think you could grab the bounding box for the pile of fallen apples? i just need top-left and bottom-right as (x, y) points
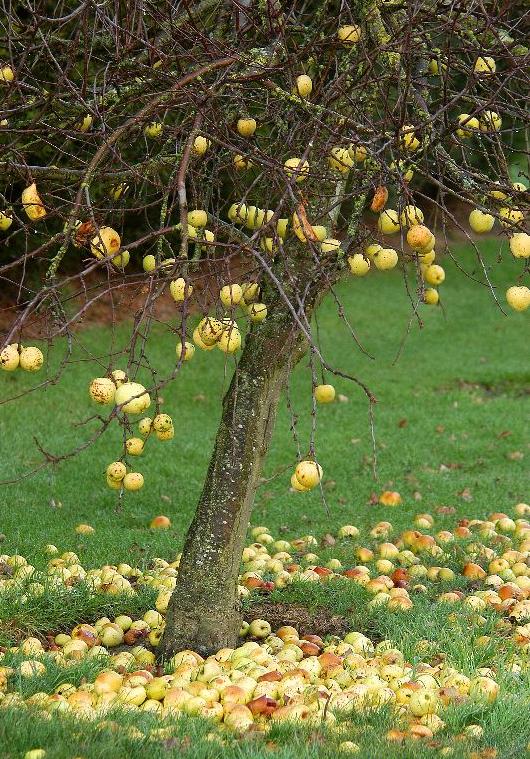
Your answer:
(1, 501), (529, 748)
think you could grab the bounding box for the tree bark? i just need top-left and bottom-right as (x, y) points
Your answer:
(160, 292), (311, 659)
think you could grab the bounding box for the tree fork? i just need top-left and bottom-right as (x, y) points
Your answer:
(160, 291), (312, 659)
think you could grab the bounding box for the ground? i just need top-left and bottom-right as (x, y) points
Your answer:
(0, 240), (528, 758)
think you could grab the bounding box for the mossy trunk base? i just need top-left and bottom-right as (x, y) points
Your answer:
(160, 295), (308, 658)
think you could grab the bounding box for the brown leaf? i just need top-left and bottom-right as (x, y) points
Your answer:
(398, 418), (408, 428)
(370, 185), (389, 212)
(368, 492), (379, 505)
(413, 491), (422, 501)
(337, 394), (349, 403)
(458, 487), (473, 502)
(507, 451), (524, 461)
(497, 430), (512, 439)
(160, 494), (171, 503)
(296, 203), (318, 241)
(435, 425), (445, 433)
(351, 437), (361, 445)
(436, 505), (456, 515)
(193, 393), (206, 402)
(321, 533), (336, 547)
(74, 220), (96, 247)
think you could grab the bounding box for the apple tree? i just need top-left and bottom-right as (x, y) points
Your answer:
(0, 0), (529, 657)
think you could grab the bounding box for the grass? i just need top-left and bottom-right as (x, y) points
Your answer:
(0, 239), (527, 565)
(0, 239), (529, 757)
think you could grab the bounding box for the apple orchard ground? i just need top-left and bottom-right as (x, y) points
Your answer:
(0, 240), (529, 758)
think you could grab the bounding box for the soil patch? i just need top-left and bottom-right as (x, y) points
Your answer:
(244, 602), (351, 638)
(439, 377), (530, 398)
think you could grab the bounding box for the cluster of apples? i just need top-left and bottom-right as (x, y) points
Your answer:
(0, 344), (44, 372)
(0, 620), (500, 743)
(2, 504), (530, 746)
(3, 502), (530, 648)
(237, 511), (530, 634)
(290, 460), (323, 493)
(171, 283), (266, 359)
(87, 370), (167, 492)
(428, 55), (502, 135)
(468, 183), (530, 312)
(328, 143), (368, 175)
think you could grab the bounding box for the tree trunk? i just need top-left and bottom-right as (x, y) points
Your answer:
(160, 293), (310, 659)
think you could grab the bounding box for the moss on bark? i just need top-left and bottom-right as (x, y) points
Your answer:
(160, 291), (311, 658)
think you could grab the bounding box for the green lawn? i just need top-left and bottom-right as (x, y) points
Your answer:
(0, 240), (527, 566)
(0, 239), (529, 759)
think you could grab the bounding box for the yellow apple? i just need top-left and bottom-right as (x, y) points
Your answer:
(320, 238), (341, 254)
(150, 515), (171, 529)
(295, 74), (313, 98)
(424, 288), (439, 305)
(373, 247), (398, 270)
(0, 65), (15, 83)
(187, 209), (207, 227)
(176, 341), (195, 361)
(349, 144), (367, 162)
(314, 384), (335, 403)
(144, 121), (162, 138)
(509, 232), (530, 259)
(228, 202), (248, 224)
(338, 25), (361, 46)
(193, 135), (210, 156)
(106, 462), (126, 482)
(400, 205), (424, 227)
(284, 157), (309, 182)
(89, 377), (116, 405)
(1, 343), (19, 371)
(77, 114), (93, 132)
(407, 225), (433, 250)
(112, 249), (129, 268)
(294, 460), (322, 489)
(198, 316), (224, 345)
(378, 209), (400, 235)
(115, 382), (151, 414)
(218, 327), (241, 353)
(138, 417), (152, 436)
(90, 227), (120, 259)
(21, 183), (46, 221)
(170, 278), (193, 302)
(328, 146), (353, 174)
(125, 438), (144, 456)
(0, 209), (13, 231)
(469, 209), (494, 233)
(143, 255), (156, 272)
(233, 154), (252, 170)
(123, 472), (144, 492)
(348, 253), (370, 275)
(499, 207), (524, 228)
(237, 118), (256, 137)
(193, 327), (216, 350)
(248, 303), (267, 322)
(424, 264), (445, 285)
(456, 113), (480, 138)
(506, 286), (530, 312)
(474, 56), (496, 75)
(400, 125), (420, 151)
(220, 284), (243, 306)
(480, 110), (502, 132)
